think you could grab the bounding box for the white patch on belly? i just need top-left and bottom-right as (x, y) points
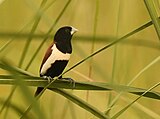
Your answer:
(40, 44), (70, 75)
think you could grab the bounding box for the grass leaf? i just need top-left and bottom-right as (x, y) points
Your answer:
(0, 76), (159, 100)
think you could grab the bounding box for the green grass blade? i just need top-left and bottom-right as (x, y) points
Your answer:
(0, 40), (13, 53)
(111, 82), (160, 119)
(128, 55), (160, 85)
(121, 96), (160, 119)
(144, 0), (160, 40)
(0, 76), (160, 100)
(51, 88), (109, 119)
(107, 0), (121, 114)
(0, 1), (159, 118)
(89, 0), (99, 74)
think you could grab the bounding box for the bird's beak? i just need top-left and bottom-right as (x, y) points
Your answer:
(71, 27), (78, 35)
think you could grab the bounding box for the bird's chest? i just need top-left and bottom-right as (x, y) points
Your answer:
(42, 60), (69, 78)
(40, 45), (71, 76)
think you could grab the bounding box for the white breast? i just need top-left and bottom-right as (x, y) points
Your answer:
(40, 44), (71, 75)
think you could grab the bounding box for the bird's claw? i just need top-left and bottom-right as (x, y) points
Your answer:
(42, 76), (75, 88)
(58, 78), (75, 88)
(43, 76), (52, 83)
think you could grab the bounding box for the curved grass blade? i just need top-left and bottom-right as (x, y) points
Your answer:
(0, 77), (160, 100)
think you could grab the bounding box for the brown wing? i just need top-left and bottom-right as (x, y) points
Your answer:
(39, 42), (54, 73)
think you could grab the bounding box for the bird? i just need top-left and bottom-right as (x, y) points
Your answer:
(34, 26), (78, 97)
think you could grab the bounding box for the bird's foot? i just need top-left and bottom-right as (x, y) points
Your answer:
(42, 76), (52, 83)
(58, 78), (75, 88)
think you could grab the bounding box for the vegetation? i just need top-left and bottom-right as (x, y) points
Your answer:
(0, 0), (159, 119)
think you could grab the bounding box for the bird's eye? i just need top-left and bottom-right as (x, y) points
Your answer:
(65, 29), (70, 33)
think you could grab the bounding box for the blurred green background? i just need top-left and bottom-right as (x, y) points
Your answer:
(0, 0), (160, 119)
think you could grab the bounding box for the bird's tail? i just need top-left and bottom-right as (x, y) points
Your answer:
(34, 87), (44, 97)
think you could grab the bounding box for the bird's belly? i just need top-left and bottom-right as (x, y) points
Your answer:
(42, 60), (68, 78)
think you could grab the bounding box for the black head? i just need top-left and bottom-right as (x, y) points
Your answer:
(54, 26), (78, 43)
(54, 26), (78, 53)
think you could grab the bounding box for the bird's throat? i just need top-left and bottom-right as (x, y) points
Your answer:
(56, 42), (72, 54)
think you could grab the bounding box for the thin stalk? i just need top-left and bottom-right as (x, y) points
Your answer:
(144, 0), (160, 40)
(89, 0), (99, 78)
(107, 0), (121, 115)
(86, 0), (99, 118)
